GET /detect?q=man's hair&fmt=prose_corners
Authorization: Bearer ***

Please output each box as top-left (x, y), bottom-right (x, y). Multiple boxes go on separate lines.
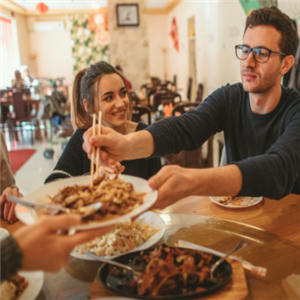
top-left (244, 6), bottom-right (298, 56)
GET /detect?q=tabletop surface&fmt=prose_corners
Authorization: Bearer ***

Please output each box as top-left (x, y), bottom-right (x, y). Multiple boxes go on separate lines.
top-left (1, 194), bottom-right (300, 300)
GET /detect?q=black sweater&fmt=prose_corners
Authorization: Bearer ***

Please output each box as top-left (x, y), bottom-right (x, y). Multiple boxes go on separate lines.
top-left (45, 122), bottom-right (161, 183)
top-left (147, 83), bottom-right (300, 199)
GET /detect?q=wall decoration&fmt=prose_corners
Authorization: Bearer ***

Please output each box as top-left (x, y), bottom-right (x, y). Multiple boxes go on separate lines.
top-left (239, 0), bottom-right (277, 15)
top-left (170, 17), bottom-right (179, 52)
top-left (116, 4), bottom-right (139, 27)
top-left (70, 10), bottom-right (110, 73)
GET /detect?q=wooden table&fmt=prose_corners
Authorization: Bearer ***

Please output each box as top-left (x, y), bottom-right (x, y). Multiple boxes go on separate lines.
top-left (1, 194), bottom-right (300, 299)
top-left (161, 193), bottom-right (300, 246)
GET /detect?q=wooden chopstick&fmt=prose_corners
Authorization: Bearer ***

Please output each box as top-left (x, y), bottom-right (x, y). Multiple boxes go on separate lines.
top-left (90, 114), bottom-right (96, 187)
top-left (95, 111), bottom-right (102, 177)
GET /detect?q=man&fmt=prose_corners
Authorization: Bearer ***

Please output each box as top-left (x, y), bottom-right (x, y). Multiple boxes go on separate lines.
top-left (82, 7), bottom-right (300, 209)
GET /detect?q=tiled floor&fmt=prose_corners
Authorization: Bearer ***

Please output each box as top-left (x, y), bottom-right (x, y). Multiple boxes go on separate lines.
top-left (4, 129), bottom-right (63, 196)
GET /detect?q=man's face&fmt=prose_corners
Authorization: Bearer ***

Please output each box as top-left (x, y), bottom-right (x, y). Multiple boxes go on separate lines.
top-left (240, 25), bottom-right (284, 94)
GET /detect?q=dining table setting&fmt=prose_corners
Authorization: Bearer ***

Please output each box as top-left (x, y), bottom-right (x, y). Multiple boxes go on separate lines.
top-left (1, 172), bottom-right (300, 300)
top-left (0, 87), bottom-right (43, 142)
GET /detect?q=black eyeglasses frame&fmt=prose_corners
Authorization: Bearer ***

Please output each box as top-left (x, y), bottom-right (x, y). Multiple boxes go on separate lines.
top-left (235, 44), bottom-right (287, 63)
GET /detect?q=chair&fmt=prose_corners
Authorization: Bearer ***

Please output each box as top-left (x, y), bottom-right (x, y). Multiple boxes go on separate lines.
top-left (150, 77), bottom-right (160, 87)
top-left (186, 77), bottom-right (192, 101)
top-left (152, 90), bottom-right (182, 112)
top-left (173, 75), bottom-right (177, 89)
top-left (164, 100), bottom-right (213, 169)
top-left (158, 80), bottom-right (173, 91)
top-left (131, 105), bottom-right (151, 125)
top-left (129, 91), bottom-right (140, 105)
top-left (10, 91), bottom-right (37, 145)
top-left (172, 101), bottom-right (201, 116)
top-left (196, 83), bottom-right (204, 103)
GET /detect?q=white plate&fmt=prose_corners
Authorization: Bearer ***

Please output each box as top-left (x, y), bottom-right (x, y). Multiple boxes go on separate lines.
top-left (15, 174), bottom-right (158, 230)
top-left (209, 196), bottom-right (263, 209)
top-left (71, 211), bottom-right (165, 260)
top-left (0, 228), bottom-right (10, 240)
top-left (18, 271), bottom-right (44, 300)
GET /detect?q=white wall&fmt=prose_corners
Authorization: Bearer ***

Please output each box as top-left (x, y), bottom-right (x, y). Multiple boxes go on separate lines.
top-left (27, 16), bottom-right (74, 94)
top-left (147, 0), bottom-right (246, 100)
top-left (147, 15), bottom-right (169, 80)
top-left (147, 0), bottom-right (299, 100)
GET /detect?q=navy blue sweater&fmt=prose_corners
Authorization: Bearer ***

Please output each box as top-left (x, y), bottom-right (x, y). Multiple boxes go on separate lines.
top-left (147, 83), bottom-right (300, 199)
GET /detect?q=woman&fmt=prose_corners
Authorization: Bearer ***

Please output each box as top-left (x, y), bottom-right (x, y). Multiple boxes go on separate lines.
top-left (0, 130), bottom-right (21, 223)
top-left (45, 62), bottom-right (161, 183)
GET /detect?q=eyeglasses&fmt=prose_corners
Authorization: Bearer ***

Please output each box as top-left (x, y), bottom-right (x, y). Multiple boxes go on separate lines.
top-left (235, 45), bottom-right (287, 63)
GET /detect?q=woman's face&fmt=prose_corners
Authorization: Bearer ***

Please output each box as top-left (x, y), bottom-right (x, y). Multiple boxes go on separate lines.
top-left (96, 73), bottom-right (130, 131)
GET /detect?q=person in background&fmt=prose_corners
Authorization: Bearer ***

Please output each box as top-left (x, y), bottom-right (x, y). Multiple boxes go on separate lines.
top-left (0, 130), bottom-right (20, 223)
top-left (45, 61), bottom-right (161, 183)
top-left (11, 70), bottom-right (25, 89)
top-left (82, 7), bottom-right (300, 209)
top-left (1, 213), bottom-right (112, 282)
top-left (20, 65), bottom-right (34, 87)
top-left (115, 65), bottom-right (132, 90)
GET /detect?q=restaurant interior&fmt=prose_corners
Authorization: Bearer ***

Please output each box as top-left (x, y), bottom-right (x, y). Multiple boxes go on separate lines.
top-left (1, 0), bottom-right (300, 299)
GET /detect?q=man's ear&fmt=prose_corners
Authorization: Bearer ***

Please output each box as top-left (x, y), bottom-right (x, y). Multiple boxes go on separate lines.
top-left (83, 99), bottom-right (89, 113)
top-left (281, 55), bottom-right (295, 75)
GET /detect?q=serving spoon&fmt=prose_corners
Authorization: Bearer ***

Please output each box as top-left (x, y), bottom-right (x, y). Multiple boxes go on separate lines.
top-left (7, 196), bottom-right (102, 218)
top-left (85, 251), bottom-right (143, 278)
top-left (210, 240), bottom-right (247, 279)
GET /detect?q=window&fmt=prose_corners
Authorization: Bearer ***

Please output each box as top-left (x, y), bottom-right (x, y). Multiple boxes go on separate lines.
top-left (0, 15), bottom-right (21, 88)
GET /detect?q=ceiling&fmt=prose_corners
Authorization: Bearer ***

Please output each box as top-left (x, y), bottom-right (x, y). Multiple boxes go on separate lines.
top-left (9, 0), bottom-right (170, 10)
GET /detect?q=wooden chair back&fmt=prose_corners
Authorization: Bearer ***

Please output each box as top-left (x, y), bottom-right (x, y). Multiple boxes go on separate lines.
top-left (196, 83), bottom-right (204, 103)
top-left (129, 91), bottom-right (140, 105)
top-left (186, 77), bottom-right (192, 101)
top-left (131, 105), bottom-right (151, 125)
top-left (152, 91), bottom-right (181, 112)
top-left (12, 92), bottom-right (31, 122)
top-left (172, 101), bottom-right (201, 116)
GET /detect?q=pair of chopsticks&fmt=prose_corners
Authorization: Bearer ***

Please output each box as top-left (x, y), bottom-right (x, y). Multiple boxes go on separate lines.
top-left (90, 112), bottom-right (102, 187)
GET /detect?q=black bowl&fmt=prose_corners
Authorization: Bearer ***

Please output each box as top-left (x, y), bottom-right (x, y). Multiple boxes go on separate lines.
top-left (98, 246), bottom-right (232, 300)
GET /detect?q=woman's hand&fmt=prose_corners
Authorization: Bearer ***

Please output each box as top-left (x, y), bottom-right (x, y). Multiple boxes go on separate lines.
top-left (0, 187), bottom-right (22, 223)
top-left (100, 162), bottom-right (125, 175)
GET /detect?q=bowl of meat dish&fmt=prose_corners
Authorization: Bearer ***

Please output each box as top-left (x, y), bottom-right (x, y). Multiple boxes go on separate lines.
top-left (98, 244), bottom-right (232, 299)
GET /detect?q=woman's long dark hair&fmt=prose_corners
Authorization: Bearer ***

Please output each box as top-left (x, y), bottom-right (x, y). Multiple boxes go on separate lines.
top-left (72, 61), bottom-right (131, 129)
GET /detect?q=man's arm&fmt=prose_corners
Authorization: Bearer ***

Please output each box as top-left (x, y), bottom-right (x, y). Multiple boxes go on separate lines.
top-left (149, 164), bottom-right (242, 209)
top-left (83, 126), bottom-right (154, 163)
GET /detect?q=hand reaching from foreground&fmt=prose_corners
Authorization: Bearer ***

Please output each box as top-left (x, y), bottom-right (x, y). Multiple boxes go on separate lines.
top-left (13, 214), bottom-right (113, 272)
top-left (0, 187), bottom-right (23, 223)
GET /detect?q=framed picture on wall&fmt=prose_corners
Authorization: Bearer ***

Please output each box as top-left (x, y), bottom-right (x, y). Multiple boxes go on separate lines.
top-left (116, 4), bottom-right (139, 27)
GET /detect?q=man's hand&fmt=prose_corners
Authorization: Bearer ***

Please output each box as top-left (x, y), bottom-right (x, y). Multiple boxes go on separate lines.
top-left (0, 187), bottom-right (22, 223)
top-left (148, 165), bottom-right (198, 209)
top-left (82, 126), bottom-right (130, 165)
top-left (148, 164), bottom-right (243, 209)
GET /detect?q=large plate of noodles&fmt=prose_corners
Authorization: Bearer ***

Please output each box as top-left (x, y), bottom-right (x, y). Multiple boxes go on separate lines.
top-left (15, 174), bottom-right (158, 230)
